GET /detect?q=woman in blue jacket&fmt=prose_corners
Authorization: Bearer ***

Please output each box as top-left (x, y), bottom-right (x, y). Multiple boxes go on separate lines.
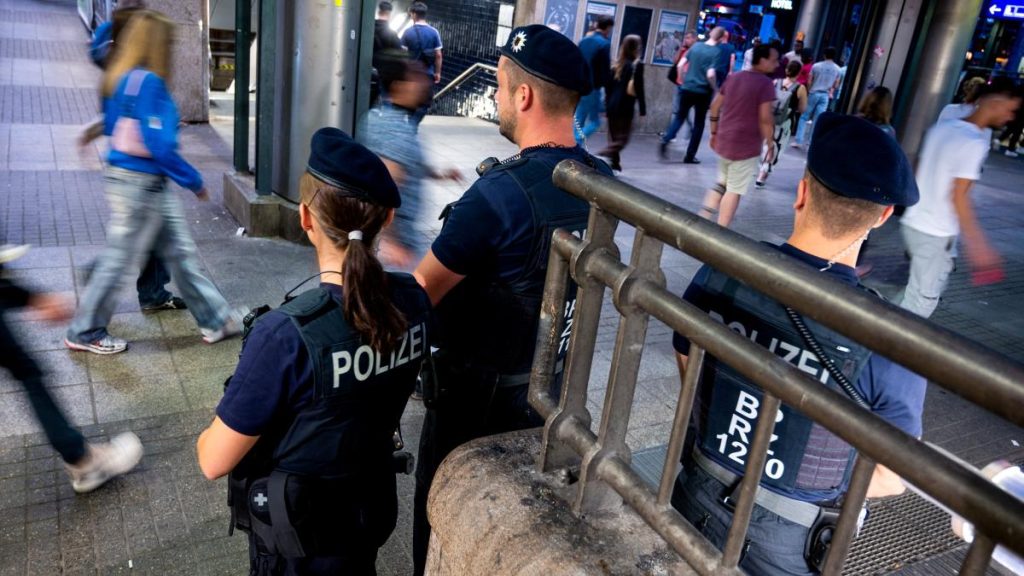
top-left (66, 10), bottom-right (241, 355)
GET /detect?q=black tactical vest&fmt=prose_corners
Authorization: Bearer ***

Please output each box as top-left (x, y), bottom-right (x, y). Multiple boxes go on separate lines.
top-left (436, 151), bottom-right (603, 375)
top-left (690, 267), bottom-right (872, 496)
top-left (228, 275), bottom-right (430, 557)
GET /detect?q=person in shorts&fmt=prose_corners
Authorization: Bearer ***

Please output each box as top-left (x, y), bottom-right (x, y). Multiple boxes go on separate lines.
top-left (699, 44), bottom-right (778, 227)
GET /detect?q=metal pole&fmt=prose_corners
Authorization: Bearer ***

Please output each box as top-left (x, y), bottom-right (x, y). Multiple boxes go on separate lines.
top-left (795, 0), bottom-right (826, 51)
top-left (897, 0), bottom-right (983, 159)
top-left (959, 534), bottom-right (995, 575)
top-left (255, 0), bottom-right (275, 194)
top-left (820, 456), bottom-right (875, 575)
top-left (657, 344), bottom-right (704, 507)
top-left (233, 0), bottom-right (251, 173)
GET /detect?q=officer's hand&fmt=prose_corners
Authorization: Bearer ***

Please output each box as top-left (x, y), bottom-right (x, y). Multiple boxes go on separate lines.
top-left (28, 293), bottom-right (73, 323)
top-left (195, 187), bottom-right (210, 202)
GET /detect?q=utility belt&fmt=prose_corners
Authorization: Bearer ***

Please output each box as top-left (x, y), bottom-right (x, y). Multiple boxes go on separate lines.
top-left (691, 449), bottom-right (865, 572)
top-left (419, 348), bottom-right (562, 409)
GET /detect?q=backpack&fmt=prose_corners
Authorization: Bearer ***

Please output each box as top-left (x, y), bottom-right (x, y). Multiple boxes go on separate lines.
top-left (89, 21), bottom-right (113, 68)
top-left (771, 78), bottom-right (798, 125)
top-left (410, 26), bottom-right (435, 70)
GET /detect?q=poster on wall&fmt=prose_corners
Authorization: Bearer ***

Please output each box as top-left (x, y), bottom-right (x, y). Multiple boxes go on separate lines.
top-left (652, 10), bottom-right (689, 66)
top-left (583, 1), bottom-right (617, 36)
top-left (544, 0), bottom-right (580, 40)
top-left (620, 7), bottom-right (654, 62)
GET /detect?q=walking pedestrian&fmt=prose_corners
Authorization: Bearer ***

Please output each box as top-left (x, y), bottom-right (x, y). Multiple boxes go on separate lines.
top-left (671, 113), bottom-right (924, 576)
top-left (900, 80), bottom-right (1020, 317)
top-left (742, 36), bottom-right (762, 71)
top-left (856, 86), bottom-right (896, 138)
top-left (597, 34), bottom-right (646, 172)
top-left (666, 31), bottom-right (698, 140)
top-left (781, 38), bottom-right (803, 71)
top-left (2, 251), bottom-right (142, 493)
top-left (714, 30), bottom-right (736, 85)
top-left (574, 15), bottom-right (614, 145)
top-left (938, 76), bottom-right (992, 149)
top-left (198, 128), bottom-right (431, 575)
top-left (755, 60), bottom-right (807, 188)
top-left (66, 10), bottom-right (243, 354)
top-left (659, 26), bottom-right (728, 163)
top-left (361, 51), bottom-right (464, 269)
top-left (795, 49), bottom-right (813, 86)
top-left (998, 85), bottom-right (1024, 157)
top-left (409, 25), bottom-right (610, 576)
top-left (699, 44), bottom-right (778, 227)
top-left (371, 1), bottom-right (404, 107)
top-left (400, 2), bottom-right (443, 130)
top-left (793, 47), bottom-right (842, 148)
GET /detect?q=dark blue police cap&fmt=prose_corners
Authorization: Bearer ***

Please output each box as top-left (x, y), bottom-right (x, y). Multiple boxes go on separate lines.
top-left (807, 113), bottom-right (919, 207)
top-left (498, 25), bottom-right (592, 96)
top-left (307, 127), bottom-right (401, 208)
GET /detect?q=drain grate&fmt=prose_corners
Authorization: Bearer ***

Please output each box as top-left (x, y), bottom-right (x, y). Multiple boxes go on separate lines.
top-left (630, 445), bottom-right (1008, 575)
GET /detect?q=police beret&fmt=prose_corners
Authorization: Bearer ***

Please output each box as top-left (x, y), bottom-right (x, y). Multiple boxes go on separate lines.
top-left (499, 24), bottom-right (592, 95)
top-left (307, 127), bottom-right (401, 208)
top-left (807, 113), bottom-right (918, 207)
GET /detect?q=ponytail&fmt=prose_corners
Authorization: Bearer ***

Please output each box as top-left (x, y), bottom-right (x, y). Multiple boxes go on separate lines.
top-left (341, 233), bottom-right (407, 354)
top-left (299, 172), bottom-right (408, 354)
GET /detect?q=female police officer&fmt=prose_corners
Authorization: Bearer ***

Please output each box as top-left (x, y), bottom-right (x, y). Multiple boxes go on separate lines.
top-left (197, 128), bottom-right (431, 575)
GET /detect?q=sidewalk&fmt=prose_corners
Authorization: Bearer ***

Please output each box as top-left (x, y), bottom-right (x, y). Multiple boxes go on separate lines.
top-left (0, 0), bottom-right (1021, 573)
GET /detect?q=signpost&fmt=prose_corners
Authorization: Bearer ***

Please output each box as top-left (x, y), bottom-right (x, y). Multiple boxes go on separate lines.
top-left (987, 0), bottom-right (1024, 20)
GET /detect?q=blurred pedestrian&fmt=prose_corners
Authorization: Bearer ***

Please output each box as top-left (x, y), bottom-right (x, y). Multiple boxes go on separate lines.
top-left (598, 34), bottom-right (646, 172)
top-left (741, 36), bottom-right (762, 71)
top-left (659, 26), bottom-right (727, 163)
top-left (700, 44), bottom-right (778, 227)
top-left (66, 10), bottom-right (243, 354)
top-left (2, 250), bottom-right (142, 493)
top-left (781, 38), bottom-right (803, 71)
top-left (666, 31), bottom-right (698, 140)
top-left (900, 80), bottom-right (1021, 317)
top-left (856, 86), bottom-right (896, 138)
top-left (371, 1), bottom-right (404, 107)
top-left (795, 48), bottom-right (813, 85)
top-left (198, 128), bottom-right (431, 575)
top-left (999, 85), bottom-right (1023, 157)
top-left (939, 76), bottom-right (987, 122)
top-left (574, 15), bottom-right (614, 145)
top-left (400, 2), bottom-right (443, 129)
top-left (715, 29), bottom-right (736, 86)
top-left (756, 59), bottom-right (806, 189)
top-left (361, 51), bottom-right (464, 269)
top-left (793, 47), bottom-right (841, 148)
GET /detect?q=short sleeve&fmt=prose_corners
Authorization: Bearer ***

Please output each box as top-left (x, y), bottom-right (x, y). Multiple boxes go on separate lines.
top-left (951, 137), bottom-right (989, 181)
top-left (216, 313), bottom-right (305, 436)
top-left (430, 184), bottom-right (505, 275)
top-left (857, 356), bottom-right (927, 437)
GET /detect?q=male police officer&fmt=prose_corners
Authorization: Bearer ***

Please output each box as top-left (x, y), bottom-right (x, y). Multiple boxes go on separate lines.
top-left (670, 113), bottom-right (927, 575)
top-left (411, 24), bottom-right (613, 576)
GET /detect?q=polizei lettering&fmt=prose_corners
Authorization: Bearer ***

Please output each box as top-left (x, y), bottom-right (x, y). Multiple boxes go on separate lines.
top-left (708, 310), bottom-right (830, 384)
top-left (331, 323), bottom-right (426, 387)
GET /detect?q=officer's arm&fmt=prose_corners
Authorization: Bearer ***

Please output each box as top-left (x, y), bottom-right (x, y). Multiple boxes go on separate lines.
top-left (197, 417), bottom-right (260, 480)
top-left (414, 249), bottom-right (466, 306)
top-left (866, 464), bottom-right (906, 498)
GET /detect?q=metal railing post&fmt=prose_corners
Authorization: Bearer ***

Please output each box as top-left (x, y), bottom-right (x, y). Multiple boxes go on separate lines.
top-left (657, 344), bottom-right (704, 507)
top-left (821, 456), bottom-right (875, 575)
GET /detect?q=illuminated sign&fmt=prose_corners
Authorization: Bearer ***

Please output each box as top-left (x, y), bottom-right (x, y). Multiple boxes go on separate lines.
top-left (770, 0), bottom-right (794, 9)
top-left (987, 0), bottom-right (1024, 19)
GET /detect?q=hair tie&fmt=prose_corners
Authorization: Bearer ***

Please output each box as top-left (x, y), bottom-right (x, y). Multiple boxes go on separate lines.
top-left (348, 230), bottom-right (363, 242)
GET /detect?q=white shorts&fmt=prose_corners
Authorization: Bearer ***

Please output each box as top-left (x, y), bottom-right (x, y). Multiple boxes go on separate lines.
top-left (715, 156), bottom-right (760, 196)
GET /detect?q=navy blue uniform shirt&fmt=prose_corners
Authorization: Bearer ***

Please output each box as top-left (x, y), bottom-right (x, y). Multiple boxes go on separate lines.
top-left (431, 145), bottom-right (604, 282)
top-left (217, 281), bottom-right (432, 437)
top-left (672, 243), bottom-right (927, 439)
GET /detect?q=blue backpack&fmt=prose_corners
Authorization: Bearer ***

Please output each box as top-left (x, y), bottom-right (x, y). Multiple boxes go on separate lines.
top-left (89, 21), bottom-right (113, 68)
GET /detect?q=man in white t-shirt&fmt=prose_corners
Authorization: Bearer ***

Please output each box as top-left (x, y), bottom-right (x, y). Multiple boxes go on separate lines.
top-left (900, 80), bottom-right (1021, 317)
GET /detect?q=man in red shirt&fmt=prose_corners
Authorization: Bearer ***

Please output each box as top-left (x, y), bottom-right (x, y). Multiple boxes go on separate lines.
top-left (699, 44), bottom-right (779, 227)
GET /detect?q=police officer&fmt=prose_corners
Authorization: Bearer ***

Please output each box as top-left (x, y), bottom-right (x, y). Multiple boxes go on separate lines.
top-left (196, 128), bottom-right (431, 575)
top-left (410, 24), bottom-right (613, 576)
top-left (670, 113), bottom-right (927, 575)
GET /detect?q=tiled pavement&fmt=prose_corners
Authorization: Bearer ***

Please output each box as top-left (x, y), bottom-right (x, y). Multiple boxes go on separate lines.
top-left (1, 0), bottom-right (1023, 574)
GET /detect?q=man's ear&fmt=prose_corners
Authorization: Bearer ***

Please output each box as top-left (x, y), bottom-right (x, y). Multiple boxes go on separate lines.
top-left (875, 205), bottom-right (895, 229)
top-left (518, 82), bottom-right (534, 113)
top-left (794, 178), bottom-right (809, 211)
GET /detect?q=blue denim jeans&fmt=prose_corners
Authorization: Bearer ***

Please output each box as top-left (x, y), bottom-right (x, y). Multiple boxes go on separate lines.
top-left (672, 462), bottom-right (817, 576)
top-left (574, 90), bottom-right (603, 144)
top-left (68, 166), bottom-right (231, 343)
top-left (795, 91), bottom-right (830, 145)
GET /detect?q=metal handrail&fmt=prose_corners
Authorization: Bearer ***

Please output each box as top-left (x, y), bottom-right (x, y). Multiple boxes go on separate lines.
top-left (528, 159), bottom-right (1024, 575)
top-left (433, 63), bottom-right (497, 102)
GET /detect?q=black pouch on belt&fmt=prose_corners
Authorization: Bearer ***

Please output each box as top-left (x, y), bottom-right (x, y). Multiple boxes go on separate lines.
top-left (804, 505), bottom-right (842, 572)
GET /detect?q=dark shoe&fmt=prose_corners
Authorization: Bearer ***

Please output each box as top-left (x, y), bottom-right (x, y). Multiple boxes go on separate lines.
top-left (141, 296), bottom-right (188, 312)
top-left (683, 157), bottom-right (701, 164)
top-left (658, 141), bottom-right (669, 160)
top-left (754, 180), bottom-right (766, 189)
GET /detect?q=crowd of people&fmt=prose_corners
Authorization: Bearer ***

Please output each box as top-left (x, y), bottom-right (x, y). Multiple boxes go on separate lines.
top-left (0, 3), bottom-right (1021, 575)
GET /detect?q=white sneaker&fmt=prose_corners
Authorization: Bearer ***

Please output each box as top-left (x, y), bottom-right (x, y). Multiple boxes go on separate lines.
top-left (65, 335), bottom-right (128, 355)
top-left (66, 432), bottom-right (143, 493)
top-left (201, 308), bottom-right (246, 344)
top-left (1005, 150), bottom-right (1019, 158)
top-left (0, 244), bottom-right (30, 264)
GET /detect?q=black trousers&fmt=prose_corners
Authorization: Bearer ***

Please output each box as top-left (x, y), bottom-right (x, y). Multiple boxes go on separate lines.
top-left (247, 533), bottom-right (378, 576)
top-left (412, 366), bottom-right (543, 576)
top-left (679, 90), bottom-right (712, 161)
top-left (0, 311), bottom-right (86, 464)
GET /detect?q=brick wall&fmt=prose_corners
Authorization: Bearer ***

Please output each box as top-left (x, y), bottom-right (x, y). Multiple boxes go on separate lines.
top-left (424, 0), bottom-right (504, 121)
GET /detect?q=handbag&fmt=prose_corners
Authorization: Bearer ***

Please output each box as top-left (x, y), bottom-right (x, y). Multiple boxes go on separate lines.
top-left (626, 61), bottom-right (639, 97)
top-left (110, 70), bottom-right (153, 158)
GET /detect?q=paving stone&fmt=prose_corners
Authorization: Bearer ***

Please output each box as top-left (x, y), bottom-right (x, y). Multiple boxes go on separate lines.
top-left (91, 374), bottom-right (188, 424)
top-left (86, 339), bottom-right (174, 384)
